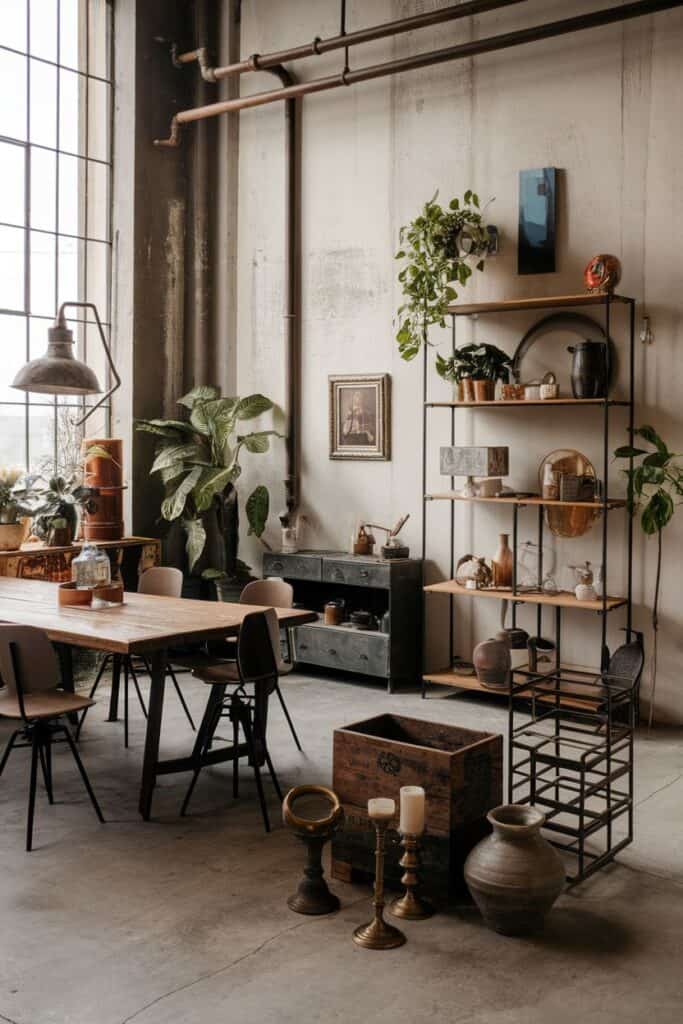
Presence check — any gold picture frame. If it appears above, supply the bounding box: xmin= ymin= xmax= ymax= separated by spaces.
xmin=329 ymin=374 xmax=391 ymax=460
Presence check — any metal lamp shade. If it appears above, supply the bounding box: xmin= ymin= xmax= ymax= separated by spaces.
xmin=11 ymin=321 xmax=101 ymax=397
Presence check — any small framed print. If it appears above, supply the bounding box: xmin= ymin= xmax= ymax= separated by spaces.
xmin=329 ymin=374 xmax=391 ymax=461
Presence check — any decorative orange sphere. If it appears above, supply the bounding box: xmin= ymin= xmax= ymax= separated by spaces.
xmin=583 ymin=253 xmax=621 ymax=293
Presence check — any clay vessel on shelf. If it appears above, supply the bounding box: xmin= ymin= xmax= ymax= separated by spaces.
xmin=464 ymin=804 xmax=565 ymax=936
xmin=492 ymin=533 xmax=513 ymax=587
xmin=472 ymin=636 xmax=510 ymax=689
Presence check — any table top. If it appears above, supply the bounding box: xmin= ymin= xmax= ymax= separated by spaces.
xmin=0 ymin=535 xmax=160 ymax=559
xmin=0 ymin=578 xmax=317 ymax=654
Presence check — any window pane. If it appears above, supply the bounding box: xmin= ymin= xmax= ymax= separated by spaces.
xmin=88 ymin=0 xmax=110 ymax=79
xmin=59 ymin=67 xmax=82 ymax=155
xmin=86 ymin=239 xmax=108 ymax=315
xmin=28 ymin=402 xmax=56 ymax=471
xmin=0 ymin=49 xmax=27 ymax=140
xmin=30 ymin=147 xmax=56 ymax=231
xmin=0 ymin=141 xmax=25 ymax=227
xmin=86 ymin=78 xmax=110 ymax=162
xmin=58 ymin=152 xmax=84 ymax=235
xmin=29 ymin=0 xmax=57 ymax=63
xmin=59 ymin=0 xmax=80 ymax=71
xmin=87 ymin=159 xmax=109 ymax=240
xmin=0 ymin=404 xmax=27 ymax=468
xmin=57 ymin=235 xmax=82 ymax=307
xmin=29 ymin=58 xmax=57 ymax=149
xmin=0 ymin=313 xmax=27 ymax=402
xmin=0 ymin=1 xmax=27 ymax=54
xmin=29 ymin=230 xmax=55 ymax=316
xmin=0 ymin=226 xmax=25 ymax=311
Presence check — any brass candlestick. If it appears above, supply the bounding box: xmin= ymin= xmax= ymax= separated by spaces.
xmin=390 ymin=833 xmax=434 ymax=920
xmin=353 ymin=816 xmax=406 ymax=950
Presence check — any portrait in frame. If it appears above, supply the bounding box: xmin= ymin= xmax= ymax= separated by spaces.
xmin=329 ymin=374 xmax=391 ymax=460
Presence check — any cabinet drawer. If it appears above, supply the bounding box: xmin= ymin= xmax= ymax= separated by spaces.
xmin=294 ymin=625 xmax=389 ymax=678
xmin=263 ymin=553 xmax=322 ymax=581
xmin=322 ymin=559 xmax=390 ymax=589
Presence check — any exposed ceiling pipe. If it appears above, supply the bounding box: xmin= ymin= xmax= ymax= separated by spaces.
xmin=174 ymin=0 xmax=529 ymax=81
xmin=155 ymin=0 xmax=683 ymax=145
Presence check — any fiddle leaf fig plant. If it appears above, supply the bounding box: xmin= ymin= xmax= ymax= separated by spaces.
xmin=136 ymin=386 xmax=281 ymax=578
xmin=395 ymin=190 xmax=494 ymax=362
xmin=614 ymin=425 xmax=683 ymax=726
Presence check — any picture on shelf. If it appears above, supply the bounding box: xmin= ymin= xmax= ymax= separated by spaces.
xmin=329 ymin=374 xmax=391 ymax=460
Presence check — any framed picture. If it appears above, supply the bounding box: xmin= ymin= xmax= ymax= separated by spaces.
xmin=329 ymin=374 xmax=391 ymax=460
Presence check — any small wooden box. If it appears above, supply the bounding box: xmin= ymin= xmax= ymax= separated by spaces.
xmin=331 ymin=714 xmax=503 ymax=904
xmin=440 ymin=445 xmax=509 ymax=478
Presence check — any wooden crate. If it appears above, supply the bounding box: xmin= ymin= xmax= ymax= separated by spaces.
xmin=331 ymin=714 xmax=503 ymax=904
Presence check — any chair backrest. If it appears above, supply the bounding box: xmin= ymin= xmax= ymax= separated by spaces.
xmin=0 ymin=625 xmax=60 ymax=704
xmin=240 ymin=578 xmax=294 ymax=609
xmin=138 ymin=566 xmax=183 ymax=598
xmin=607 ymin=637 xmax=645 ymax=693
xmin=263 ymin=606 xmax=287 ymax=672
xmin=237 ymin=611 xmax=280 ymax=737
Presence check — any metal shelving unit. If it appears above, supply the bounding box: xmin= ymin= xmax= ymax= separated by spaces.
xmin=421 ymin=292 xmax=637 ymax=701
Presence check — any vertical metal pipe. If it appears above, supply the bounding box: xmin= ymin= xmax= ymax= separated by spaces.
xmin=627 ymin=300 xmax=635 ymax=638
xmin=601 ymin=295 xmax=611 ymax=665
xmin=449 ymin=317 xmax=456 ymax=665
xmin=421 ymin=335 xmax=428 ymax=695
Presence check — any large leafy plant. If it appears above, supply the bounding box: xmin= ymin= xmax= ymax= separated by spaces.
xmin=395 ymin=190 xmax=493 ymax=362
xmin=26 ymin=473 xmax=98 ymax=540
xmin=436 ymin=343 xmax=511 ymax=384
xmin=136 ymin=386 xmax=281 ymax=577
xmin=615 ymin=425 xmax=683 ymax=726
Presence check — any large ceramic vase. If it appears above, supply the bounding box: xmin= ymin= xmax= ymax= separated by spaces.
xmin=464 ymin=805 xmax=565 ymax=935
xmin=473 ymin=636 xmax=510 ymax=689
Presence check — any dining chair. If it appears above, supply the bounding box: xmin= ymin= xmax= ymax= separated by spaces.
xmin=238 ymin=578 xmax=301 ymax=751
xmin=76 ymin=566 xmax=196 ymax=747
xmin=0 ymin=624 xmax=104 ymax=851
xmin=180 ymin=609 xmax=283 ymax=832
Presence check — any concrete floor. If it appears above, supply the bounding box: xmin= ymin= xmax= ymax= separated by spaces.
xmin=1 ymin=669 xmax=682 ymax=1024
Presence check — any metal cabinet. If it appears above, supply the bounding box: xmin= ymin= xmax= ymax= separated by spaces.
xmin=263 ymin=550 xmax=422 ymax=693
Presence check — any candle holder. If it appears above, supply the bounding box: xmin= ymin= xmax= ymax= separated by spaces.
xmin=353 ymin=815 xmax=406 ymax=950
xmin=390 ymin=832 xmax=434 ymax=920
xmin=282 ymin=785 xmax=344 ymax=915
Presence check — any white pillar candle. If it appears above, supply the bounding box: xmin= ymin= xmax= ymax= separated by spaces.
xmin=368 ymin=797 xmax=395 ymax=821
xmin=399 ymin=786 xmax=425 ymax=835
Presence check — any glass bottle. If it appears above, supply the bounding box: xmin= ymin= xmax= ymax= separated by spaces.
xmin=72 ymin=544 xmax=111 ymax=589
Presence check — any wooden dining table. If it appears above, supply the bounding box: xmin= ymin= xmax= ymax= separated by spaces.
xmin=0 ymin=577 xmax=317 ymax=819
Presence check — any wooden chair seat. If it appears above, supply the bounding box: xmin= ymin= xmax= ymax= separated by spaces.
xmin=190 ymin=661 xmax=241 ymax=684
xmin=0 ymin=690 xmax=95 ymax=721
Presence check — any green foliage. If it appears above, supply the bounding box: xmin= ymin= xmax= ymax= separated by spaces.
xmin=136 ymin=387 xmax=281 ymax=572
xmin=28 ymin=473 xmax=98 ymax=540
xmin=436 ymin=343 xmax=511 ymax=384
xmin=395 ymin=190 xmax=494 ymax=362
xmin=614 ymin=425 xmax=682 ymax=536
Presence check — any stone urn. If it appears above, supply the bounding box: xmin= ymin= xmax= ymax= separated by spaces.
xmin=464 ymin=804 xmax=565 ymax=935
xmin=473 ymin=635 xmax=511 ymax=689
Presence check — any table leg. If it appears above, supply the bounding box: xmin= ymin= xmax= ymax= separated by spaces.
xmin=56 ymin=644 xmax=78 ymax=726
xmin=138 ymin=649 xmax=167 ymax=821
xmin=107 ymin=654 xmax=122 ymax=721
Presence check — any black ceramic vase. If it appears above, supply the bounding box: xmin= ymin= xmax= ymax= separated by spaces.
xmin=568 ymin=340 xmax=608 ymax=399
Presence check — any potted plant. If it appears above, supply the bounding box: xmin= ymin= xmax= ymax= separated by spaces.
xmin=614 ymin=425 xmax=683 ymax=726
xmin=27 ymin=472 xmax=99 ymax=546
xmin=436 ymin=343 xmax=511 ymax=401
xmin=136 ymin=385 xmax=281 ymax=600
xmin=0 ymin=466 xmax=33 ymax=551
xmin=395 ymin=190 xmax=495 ymax=367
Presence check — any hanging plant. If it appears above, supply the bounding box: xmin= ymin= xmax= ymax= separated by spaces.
xmin=614 ymin=425 xmax=683 ymax=726
xmin=395 ymin=190 xmax=495 ymax=362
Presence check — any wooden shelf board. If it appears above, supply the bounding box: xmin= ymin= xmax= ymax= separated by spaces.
xmin=447 ymin=293 xmax=632 ymax=316
xmin=424 ymin=579 xmax=626 ymax=612
xmin=426 ymin=397 xmax=630 ymax=408
xmin=426 ymin=493 xmax=625 ymax=509
xmin=423 ymin=668 xmax=598 ymax=710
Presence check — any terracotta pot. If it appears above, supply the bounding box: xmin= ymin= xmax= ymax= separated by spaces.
xmin=460 ymin=377 xmax=475 ymax=402
xmin=0 ymin=518 xmax=30 ymax=552
xmin=464 ymin=804 xmax=565 ymax=935
xmin=82 ymin=438 xmax=123 ymax=489
xmin=473 ymin=379 xmax=494 ymax=401
xmin=492 ymin=533 xmax=513 ymax=587
xmin=473 ymin=636 xmax=510 ymax=689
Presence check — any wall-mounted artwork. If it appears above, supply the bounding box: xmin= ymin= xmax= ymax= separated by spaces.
xmin=518 ymin=167 xmax=557 ymax=275
xmin=329 ymin=374 xmax=391 ymax=460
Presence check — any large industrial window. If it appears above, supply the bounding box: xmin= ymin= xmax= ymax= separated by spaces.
xmin=0 ymin=0 xmax=113 ymax=472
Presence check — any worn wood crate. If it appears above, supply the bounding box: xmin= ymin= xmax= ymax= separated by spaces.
xmin=331 ymin=714 xmax=503 ymax=904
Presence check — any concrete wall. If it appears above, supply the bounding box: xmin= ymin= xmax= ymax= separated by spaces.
xmin=226 ymin=0 xmax=683 ymax=723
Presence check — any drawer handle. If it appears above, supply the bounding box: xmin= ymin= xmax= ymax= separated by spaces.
xmin=328 ymin=648 xmax=337 ymax=656
xmin=359 ymin=570 xmax=369 ymax=578
xmin=271 ymin=561 xmax=284 ymax=571
xmin=332 ymin=570 xmax=345 ymax=581
xmin=359 ymin=654 xmax=368 ymax=661
xmin=299 ymin=643 xmax=308 ymax=651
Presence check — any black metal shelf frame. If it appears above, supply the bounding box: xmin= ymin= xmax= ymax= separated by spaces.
xmin=420 ymin=293 xmax=637 ymax=690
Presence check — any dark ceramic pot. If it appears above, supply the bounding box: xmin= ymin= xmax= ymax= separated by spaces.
xmin=568 ymin=340 xmax=608 ymax=399
xmin=473 ymin=636 xmax=511 ymax=689
xmin=464 ymin=804 xmax=565 ymax=935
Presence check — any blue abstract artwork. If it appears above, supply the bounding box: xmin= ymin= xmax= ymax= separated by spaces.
xmin=518 ymin=167 xmax=557 ymax=275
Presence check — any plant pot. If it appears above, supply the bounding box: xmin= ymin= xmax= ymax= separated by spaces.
xmin=82 ymin=438 xmax=123 ymax=489
xmin=473 ymin=636 xmax=510 ymax=689
xmin=473 ymin=379 xmax=494 ymax=401
xmin=0 ymin=507 xmax=18 ymax=525
xmin=214 ymin=577 xmax=246 ymax=603
xmin=459 ymin=377 xmax=475 ymax=402
xmin=464 ymin=804 xmax=565 ymax=935
xmin=0 ymin=518 xmax=30 ymax=551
